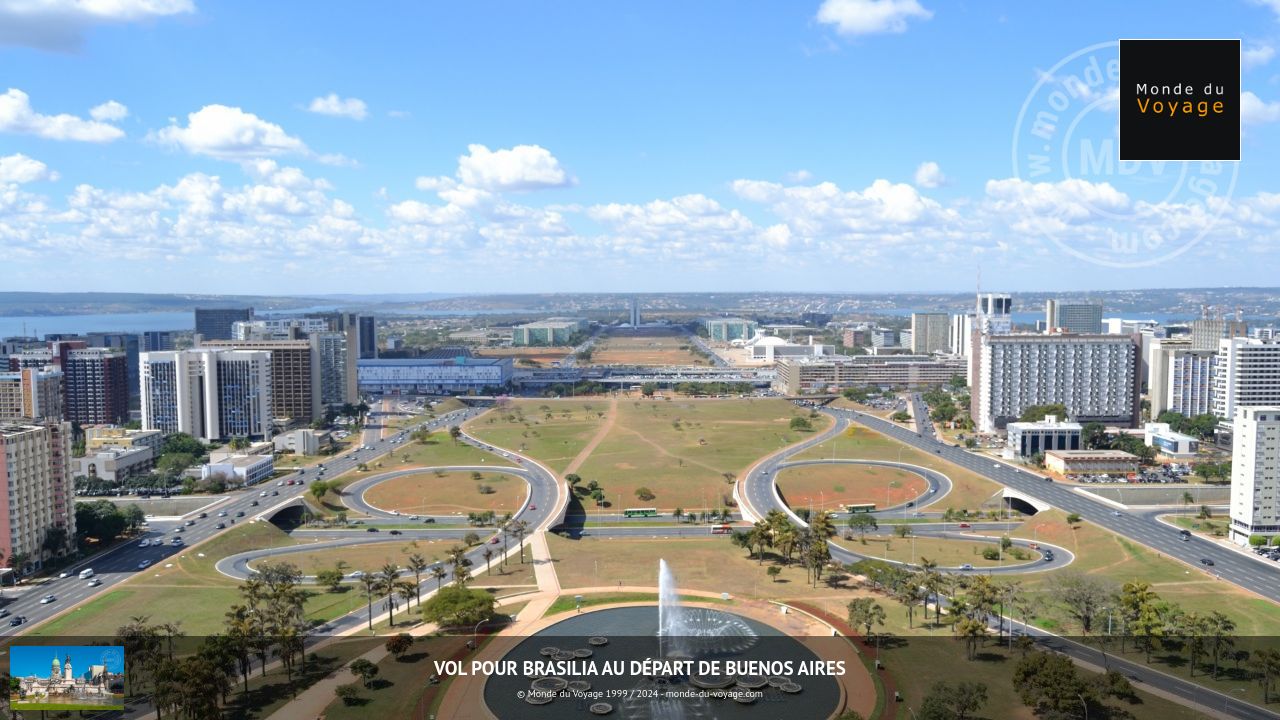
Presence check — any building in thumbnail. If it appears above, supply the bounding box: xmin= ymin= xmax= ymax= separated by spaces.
xmin=1045 ymin=300 xmax=1104 ymax=334
xmin=0 ymin=368 xmax=62 ymax=421
xmin=0 ymin=422 xmax=75 ymax=572
xmin=972 ymin=333 xmax=1139 ymax=432
xmin=1229 ymin=406 xmax=1280 ymax=545
xmin=1213 ymin=337 xmax=1280 ymax=424
xmin=194 ymin=307 xmax=254 ymax=341
xmin=910 ymin=313 xmax=950 ymax=355
xmin=513 ymin=318 xmax=589 ymax=346
xmin=140 ymin=349 xmax=273 ymax=442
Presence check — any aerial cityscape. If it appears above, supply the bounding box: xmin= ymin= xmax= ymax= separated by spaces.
xmin=3 ymin=2 xmax=1280 ymax=720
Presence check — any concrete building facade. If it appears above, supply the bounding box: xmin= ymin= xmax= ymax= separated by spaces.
xmin=1005 ymin=415 xmax=1083 ymax=457
xmin=1213 ymin=338 xmax=1280 ymax=423
xmin=0 ymin=368 xmax=62 ymax=422
xmin=704 ymin=318 xmax=757 ymax=343
xmin=1147 ymin=339 xmax=1215 ymax=419
xmin=772 ymin=355 xmax=966 ymax=395
xmin=1229 ymin=406 xmax=1280 ymax=545
xmin=0 ymin=422 xmax=75 ymax=572
xmin=910 ymin=313 xmax=950 ymax=354
xmin=1045 ymin=300 xmax=1104 ymax=334
xmin=357 ymin=357 xmax=513 ymax=394
xmin=195 ymin=307 xmax=253 ymax=341
xmin=140 ymin=349 xmax=274 ymax=442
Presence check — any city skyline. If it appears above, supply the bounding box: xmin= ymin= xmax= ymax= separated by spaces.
xmin=2 ymin=1 xmax=1279 ymax=293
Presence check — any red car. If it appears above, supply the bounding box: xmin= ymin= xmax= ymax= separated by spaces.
xmin=528 ymin=504 xmax=537 ymax=511
xmin=489 ymin=537 xmax=501 ymax=544
xmin=958 ymin=523 xmax=971 ymax=529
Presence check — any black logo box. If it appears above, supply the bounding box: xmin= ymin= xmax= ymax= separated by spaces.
xmin=1119 ymin=39 xmax=1240 ymax=161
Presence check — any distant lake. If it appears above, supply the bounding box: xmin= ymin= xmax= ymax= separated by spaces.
xmin=0 ymin=311 xmax=194 ymax=338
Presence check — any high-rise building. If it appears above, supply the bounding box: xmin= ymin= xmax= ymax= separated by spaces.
xmin=62 ymin=347 xmax=129 ymax=425
xmin=1213 ymin=337 xmax=1280 ymax=423
xmin=358 ymin=316 xmax=377 ymax=359
xmin=910 ymin=313 xmax=950 ymax=354
xmin=232 ymin=317 xmax=330 ymax=341
xmin=142 ymin=331 xmax=175 ymax=352
xmin=630 ymin=298 xmax=640 ymax=327
xmin=870 ymin=329 xmax=898 ymax=348
xmin=949 ymin=313 xmax=973 ymax=357
xmin=200 ymin=339 xmax=319 ymax=426
xmin=969 ymin=292 xmax=1014 ymax=388
xmin=0 ymin=421 xmax=76 ymax=572
xmin=0 ymin=368 xmax=63 ymax=421
xmin=312 ymin=331 xmax=349 ymax=407
xmin=1191 ymin=317 xmax=1248 ymax=351
xmin=972 ymin=333 xmax=1140 ymax=431
xmin=1045 ymin=300 xmax=1104 ymax=334
xmin=1147 ymin=339 xmax=1215 ymax=419
xmin=305 ymin=312 xmax=359 ymax=404
xmin=85 ymin=332 xmax=140 ymax=409
xmin=513 ymin=318 xmax=590 ymax=345
xmin=140 ymin=349 xmax=273 ymax=442
xmin=194 ymin=307 xmax=254 ymax=341
xmin=1229 ymin=406 xmax=1280 ymax=545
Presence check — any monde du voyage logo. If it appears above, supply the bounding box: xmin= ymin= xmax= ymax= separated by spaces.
xmin=1120 ymin=39 xmax=1240 ymax=161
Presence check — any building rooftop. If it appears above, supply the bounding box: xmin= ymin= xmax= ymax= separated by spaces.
xmin=1008 ymin=416 xmax=1083 ymax=431
xmin=1044 ymin=449 xmax=1138 ymax=459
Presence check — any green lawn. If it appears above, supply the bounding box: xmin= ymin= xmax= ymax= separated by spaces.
xmin=572 ymin=398 xmax=829 ymax=511
xmin=467 ymin=399 xmax=610 ymax=474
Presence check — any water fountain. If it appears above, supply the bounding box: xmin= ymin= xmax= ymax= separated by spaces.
xmin=657 ymin=558 xmax=689 ymax=659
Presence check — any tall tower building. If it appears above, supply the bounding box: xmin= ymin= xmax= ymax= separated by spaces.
xmin=910 ymin=313 xmax=950 ymax=355
xmin=194 ymin=307 xmax=254 ymax=341
xmin=1045 ymin=300 xmax=1104 ymax=334
xmin=201 ymin=339 xmax=319 ymax=425
xmin=0 ymin=368 xmax=63 ymax=421
xmin=0 ymin=421 xmax=76 ymax=572
xmin=1213 ymin=337 xmax=1280 ymax=423
xmin=358 ymin=316 xmax=377 ymax=359
xmin=1191 ymin=317 xmax=1248 ymax=351
xmin=142 ymin=331 xmax=175 ymax=352
xmin=1229 ymin=406 xmax=1280 ymax=545
xmin=630 ymin=298 xmax=640 ymax=326
xmin=62 ymin=347 xmax=129 ymax=425
xmin=141 ymin=349 xmax=273 ymax=442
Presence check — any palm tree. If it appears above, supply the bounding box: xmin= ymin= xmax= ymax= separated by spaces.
xmin=508 ymin=520 xmax=530 ymax=564
xmin=430 ymin=564 xmax=447 ymax=591
xmin=380 ymin=563 xmax=402 ymax=626
xmin=895 ymin=574 xmax=926 ymax=629
xmin=809 ymin=510 xmax=837 ymax=540
xmin=395 ymin=580 xmax=417 ymax=619
xmin=957 ymin=617 xmax=987 ymax=660
xmin=359 ymin=573 xmax=379 ymax=632
xmin=407 ymin=554 xmax=429 ymax=607
xmin=482 ymin=547 xmax=495 ymax=575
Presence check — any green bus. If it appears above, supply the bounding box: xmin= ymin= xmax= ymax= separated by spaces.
xmin=845 ymin=503 xmax=876 ymax=514
xmin=623 ymin=507 xmax=659 ymax=518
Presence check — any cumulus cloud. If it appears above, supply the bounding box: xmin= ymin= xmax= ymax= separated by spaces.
xmin=89 ymin=100 xmax=129 ymax=122
xmin=1243 ymin=43 xmax=1276 ymax=70
xmin=0 ymin=0 xmax=194 ymax=51
xmin=914 ymin=161 xmax=946 ymax=188
xmin=0 ymin=154 xmax=59 ymax=184
xmin=0 ymin=88 xmax=125 ymax=142
xmin=1242 ymin=90 xmax=1280 ymax=126
xmin=816 ymin=0 xmax=932 ymax=36
xmin=456 ymin=144 xmax=574 ymax=191
xmin=784 ymin=169 xmax=814 ymax=183
xmin=306 ymin=94 xmax=368 ymax=120
xmin=152 ymin=105 xmax=307 ymax=159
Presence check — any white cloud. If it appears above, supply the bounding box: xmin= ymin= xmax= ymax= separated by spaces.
xmin=0 ymin=88 xmax=125 ymax=142
xmin=306 ymin=94 xmax=368 ymax=120
xmin=784 ymin=169 xmax=813 ymax=183
xmin=1242 ymin=90 xmax=1280 ymax=126
xmin=89 ymin=100 xmax=129 ymax=122
xmin=152 ymin=105 xmax=307 ymax=159
xmin=816 ymin=0 xmax=932 ymax=36
xmin=456 ymin=144 xmax=574 ymax=191
xmin=1243 ymin=43 xmax=1276 ymax=70
xmin=387 ymin=200 xmax=469 ymax=226
xmin=984 ymin=177 xmax=1129 ymax=223
xmin=914 ymin=161 xmax=946 ymax=188
xmin=0 ymin=0 xmax=194 ymax=51
xmin=1252 ymin=0 xmax=1280 ymax=19
xmin=0 ymin=154 xmax=59 ymax=184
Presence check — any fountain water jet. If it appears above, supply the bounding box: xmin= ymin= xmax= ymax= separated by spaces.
xmin=657 ymin=558 xmax=689 ymax=659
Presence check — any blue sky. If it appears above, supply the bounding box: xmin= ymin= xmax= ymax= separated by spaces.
xmin=10 ymin=645 xmax=124 ymax=678
xmin=2 ymin=1 xmax=1279 ymax=294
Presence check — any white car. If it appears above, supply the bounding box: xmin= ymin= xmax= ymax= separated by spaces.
xmin=138 ymin=539 xmax=150 ymax=548
xmin=39 ymin=595 xmax=56 ymax=604
xmin=137 ymin=560 xmax=152 ymax=570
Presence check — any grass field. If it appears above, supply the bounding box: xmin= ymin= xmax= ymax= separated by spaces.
xmin=247 ymin=538 xmax=456 ymax=575
xmin=1163 ymin=513 xmax=1231 ymax=538
xmin=775 ymin=462 xmax=927 ymax=510
xmin=832 ymin=534 xmax=1041 ymax=568
xmin=567 ymin=398 xmax=831 ymax=511
xmin=332 ymin=434 xmax=500 ymax=493
xmin=546 ymin=533 xmax=858 ymax=599
xmin=467 ymin=400 xmax=610 ymax=474
xmin=363 ymin=470 xmax=526 ymax=515
xmin=105 ymin=496 xmax=218 ymax=516
xmin=794 ymin=424 xmax=1005 ymax=512
xmin=589 ymin=331 xmax=704 ymax=365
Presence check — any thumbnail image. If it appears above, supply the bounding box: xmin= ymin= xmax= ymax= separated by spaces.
xmin=9 ymin=645 xmax=125 ymax=711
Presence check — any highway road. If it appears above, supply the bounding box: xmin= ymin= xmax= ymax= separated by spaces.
xmin=0 ymin=403 xmax=485 ymax=637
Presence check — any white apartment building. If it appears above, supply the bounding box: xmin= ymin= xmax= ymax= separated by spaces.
xmin=0 ymin=422 xmax=75 ymax=573
xmin=1213 ymin=338 xmax=1280 ymax=424
xmin=1229 ymin=406 xmax=1280 ymax=545
xmin=972 ymin=334 xmax=1139 ymax=432
xmin=140 ymin=349 xmax=274 ymax=442
xmin=1147 ymin=338 xmax=1215 ymax=418
xmin=949 ymin=313 xmax=973 ymax=358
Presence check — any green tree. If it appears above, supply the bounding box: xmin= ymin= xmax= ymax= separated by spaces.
xmin=349 ymin=658 xmax=379 ymax=688
xmin=1012 ymin=651 xmax=1097 ymax=717
xmin=918 ymin=681 xmax=988 ymax=720
xmin=635 ymin=486 xmax=656 ymax=502
xmin=385 ymin=632 xmax=414 ymax=660
xmin=448 ymin=425 xmax=462 ymax=444
xmin=766 ymin=565 xmax=782 ymax=582
xmin=1081 ymin=422 xmax=1108 ymax=449
xmin=335 ymin=683 xmax=361 ymax=705
xmin=421 ymin=585 xmax=497 ymax=628
xmin=407 ymin=553 xmax=429 ymax=606
xmin=316 ymin=568 xmax=345 ymax=593
xmin=1019 ymin=403 xmax=1069 ymax=422
xmin=846 ymin=598 xmax=886 ymax=641
xmin=789 ymin=416 xmax=813 ymax=431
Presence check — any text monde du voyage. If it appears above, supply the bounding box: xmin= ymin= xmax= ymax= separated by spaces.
xmin=1133 ymin=82 xmax=1229 ymax=118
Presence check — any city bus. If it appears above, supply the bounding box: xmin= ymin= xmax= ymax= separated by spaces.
xmin=623 ymin=507 xmax=658 ymax=518
xmin=710 ymin=524 xmax=733 ymax=534
xmin=845 ymin=503 xmax=876 ymax=514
